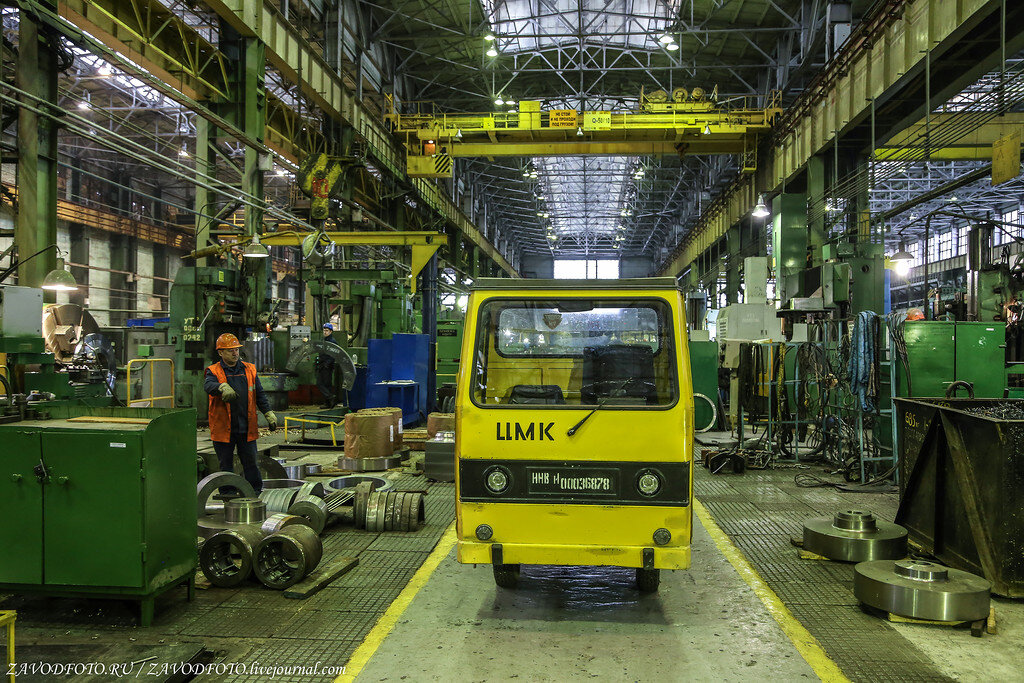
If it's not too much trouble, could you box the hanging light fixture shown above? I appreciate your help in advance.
[243,234,269,259]
[454,128,463,140]
[486,46,498,57]
[495,97,505,106]
[576,126,584,137]
[484,33,496,42]
[889,241,914,277]
[42,257,78,291]
[658,34,674,44]
[666,42,679,51]
[704,124,711,135]
[752,194,770,218]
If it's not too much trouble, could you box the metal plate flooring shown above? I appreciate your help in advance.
[695,464,952,682]
[0,477,455,683]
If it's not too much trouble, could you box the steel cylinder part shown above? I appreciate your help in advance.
[199,525,263,587]
[224,497,267,524]
[261,512,307,535]
[855,559,991,622]
[260,488,298,514]
[254,525,324,589]
[802,509,908,562]
[294,481,326,502]
[288,498,329,535]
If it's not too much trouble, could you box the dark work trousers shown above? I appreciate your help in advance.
[317,360,336,408]
[214,436,262,493]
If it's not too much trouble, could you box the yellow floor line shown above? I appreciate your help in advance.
[335,522,458,682]
[694,498,851,683]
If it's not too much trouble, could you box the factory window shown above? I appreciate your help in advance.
[958,226,970,255]
[997,209,1021,245]
[553,259,619,279]
[937,230,953,260]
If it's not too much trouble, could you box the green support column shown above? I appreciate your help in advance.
[726,226,741,304]
[470,246,480,280]
[807,155,826,267]
[240,37,268,316]
[771,194,809,303]
[194,115,216,267]
[15,8,58,290]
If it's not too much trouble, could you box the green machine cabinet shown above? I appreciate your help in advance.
[0,407,197,625]
[896,322,1005,399]
[689,339,719,430]
[953,322,1005,398]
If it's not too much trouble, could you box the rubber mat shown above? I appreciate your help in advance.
[697,466,951,682]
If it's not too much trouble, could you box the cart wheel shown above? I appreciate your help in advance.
[493,563,520,588]
[636,568,660,593]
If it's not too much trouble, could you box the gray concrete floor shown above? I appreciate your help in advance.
[357,516,818,682]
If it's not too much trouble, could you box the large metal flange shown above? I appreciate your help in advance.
[337,456,403,472]
[327,475,392,494]
[260,488,299,514]
[261,512,308,535]
[855,559,991,622]
[197,472,256,517]
[294,481,326,502]
[802,509,908,562]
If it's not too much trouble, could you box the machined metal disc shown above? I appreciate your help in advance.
[855,559,991,622]
[224,497,267,524]
[365,492,382,532]
[400,493,414,531]
[803,509,908,562]
[337,456,403,472]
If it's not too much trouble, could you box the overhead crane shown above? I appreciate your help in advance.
[387,89,782,178]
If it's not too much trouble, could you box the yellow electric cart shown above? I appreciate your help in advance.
[455,278,693,591]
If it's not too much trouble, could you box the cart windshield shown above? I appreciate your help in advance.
[470,298,677,408]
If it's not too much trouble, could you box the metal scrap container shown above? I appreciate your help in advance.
[0,406,197,623]
[895,397,1024,597]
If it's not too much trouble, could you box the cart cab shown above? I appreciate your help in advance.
[455,278,694,591]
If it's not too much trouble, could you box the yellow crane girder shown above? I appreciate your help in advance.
[387,99,781,160]
[258,231,444,294]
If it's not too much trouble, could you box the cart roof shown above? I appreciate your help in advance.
[471,277,679,291]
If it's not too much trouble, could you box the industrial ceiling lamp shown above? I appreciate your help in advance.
[486,46,498,57]
[666,42,679,51]
[890,241,914,278]
[703,124,711,135]
[243,234,270,259]
[658,34,674,44]
[42,257,78,291]
[454,128,463,140]
[484,33,495,42]
[576,126,584,137]
[752,194,770,219]
[494,97,504,106]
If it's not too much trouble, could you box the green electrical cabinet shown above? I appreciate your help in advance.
[896,321,1005,399]
[689,339,719,430]
[0,406,197,624]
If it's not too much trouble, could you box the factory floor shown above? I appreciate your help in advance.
[2,428,1019,682]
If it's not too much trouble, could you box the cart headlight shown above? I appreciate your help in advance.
[476,524,493,541]
[484,466,511,494]
[637,470,661,496]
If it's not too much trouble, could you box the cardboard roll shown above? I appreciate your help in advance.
[802,509,907,562]
[855,559,991,622]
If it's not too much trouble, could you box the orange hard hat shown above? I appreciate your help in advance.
[906,308,925,321]
[216,333,243,350]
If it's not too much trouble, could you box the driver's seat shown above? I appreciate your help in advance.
[581,344,658,405]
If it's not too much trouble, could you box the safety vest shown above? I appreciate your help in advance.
[207,361,259,443]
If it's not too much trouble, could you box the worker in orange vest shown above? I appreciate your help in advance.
[204,333,277,493]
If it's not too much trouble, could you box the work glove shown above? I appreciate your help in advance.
[218,382,239,402]
[265,411,278,431]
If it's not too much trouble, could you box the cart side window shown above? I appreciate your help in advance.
[471,299,677,407]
